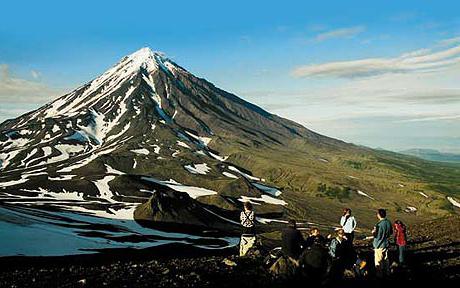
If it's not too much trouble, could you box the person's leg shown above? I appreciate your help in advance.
[399,245,406,264]
[374,248,383,278]
[239,236,245,256]
[382,248,390,276]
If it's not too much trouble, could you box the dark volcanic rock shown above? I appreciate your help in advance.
[134,190,239,235]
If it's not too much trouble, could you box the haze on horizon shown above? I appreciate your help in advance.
[1,0,459,153]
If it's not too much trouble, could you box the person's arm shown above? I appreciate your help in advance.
[340,216,345,227]
[352,217,357,231]
[372,224,379,238]
[329,239,337,257]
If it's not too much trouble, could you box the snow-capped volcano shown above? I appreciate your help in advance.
[0,47,303,220]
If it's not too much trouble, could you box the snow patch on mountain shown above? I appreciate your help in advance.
[238,195,287,206]
[228,166,261,181]
[447,196,460,208]
[184,163,211,175]
[141,177,217,199]
[357,190,375,200]
[222,172,238,179]
[131,148,150,155]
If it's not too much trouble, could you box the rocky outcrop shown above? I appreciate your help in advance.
[134,190,239,235]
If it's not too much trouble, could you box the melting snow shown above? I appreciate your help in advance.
[141,177,217,199]
[405,206,417,213]
[222,172,238,179]
[0,178,29,187]
[185,131,212,147]
[209,151,228,162]
[151,144,160,154]
[419,192,429,198]
[105,164,125,175]
[21,148,39,167]
[177,141,191,149]
[357,190,375,200]
[447,197,460,208]
[93,176,117,203]
[238,195,287,206]
[47,144,85,164]
[184,163,211,175]
[131,148,150,155]
[228,166,261,181]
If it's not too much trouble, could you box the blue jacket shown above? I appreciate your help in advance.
[373,218,393,249]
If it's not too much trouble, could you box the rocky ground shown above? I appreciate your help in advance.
[0,217,459,288]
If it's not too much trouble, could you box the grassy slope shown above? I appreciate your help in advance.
[209,136,460,228]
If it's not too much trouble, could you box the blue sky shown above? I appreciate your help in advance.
[1,0,460,152]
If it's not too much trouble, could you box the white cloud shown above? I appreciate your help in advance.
[313,26,365,42]
[0,64,60,103]
[291,43,460,78]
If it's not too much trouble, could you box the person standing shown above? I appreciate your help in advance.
[340,208,357,244]
[340,208,357,267]
[372,209,393,278]
[394,220,407,265]
[239,202,256,256]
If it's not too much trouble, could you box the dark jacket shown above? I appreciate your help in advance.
[305,235,326,248]
[373,218,393,249]
[329,238,345,259]
[282,227,304,259]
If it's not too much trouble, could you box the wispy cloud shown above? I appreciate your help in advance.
[30,69,41,79]
[438,36,460,47]
[396,114,460,123]
[313,26,365,42]
[0,64,60,103]
[291,43,460,78]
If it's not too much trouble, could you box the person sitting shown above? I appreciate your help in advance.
[305,227,326,247]
[239,202,256,256]
[281,219,304,261]
[299,228,329,281]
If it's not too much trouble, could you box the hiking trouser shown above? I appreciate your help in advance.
[398,245,406,264]
[344,232,354,244]
[239,235,256,256]
[374,248,390,278]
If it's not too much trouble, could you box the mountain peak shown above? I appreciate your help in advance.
[116,47,168,75]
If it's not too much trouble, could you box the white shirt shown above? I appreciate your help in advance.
[340,215,357,233]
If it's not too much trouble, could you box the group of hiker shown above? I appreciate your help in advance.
[239,203,408,280]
